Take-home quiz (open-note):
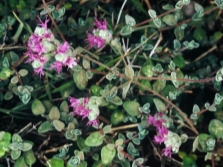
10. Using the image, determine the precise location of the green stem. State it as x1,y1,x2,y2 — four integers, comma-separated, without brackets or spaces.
0,108,10,114
96,57,120,71
12,11,24,42
45,73,53,103
133,24,154,31
81,47,99,60
38,80,74,99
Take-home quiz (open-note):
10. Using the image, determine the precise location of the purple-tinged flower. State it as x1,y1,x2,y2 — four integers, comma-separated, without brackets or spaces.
85,33,105,49
68,97,99,128
94,17,107,30
85,17,112,49
154,134,166,144
87,119,99,127
63,56,77,69
162,146,172,158
51,61,63,74
56,41,69,54
153,119,166,128
69,97,80,107
34,66,44,77
157,126,168,136
37,15,49,29
148,115,155,125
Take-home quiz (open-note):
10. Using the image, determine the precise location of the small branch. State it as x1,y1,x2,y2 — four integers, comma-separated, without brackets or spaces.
144,0,152,9
42,0,66,42
17,123,32,135
115,0,128,31
149,33,163,58
111,123,138,132
0,46,26,51
37,135,51,152
42,143,73,154
194,45,217,62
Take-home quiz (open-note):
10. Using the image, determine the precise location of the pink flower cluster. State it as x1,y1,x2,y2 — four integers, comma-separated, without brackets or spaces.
85,18,112,49
69,97,99,127
148,112,172,157
26,16,77,77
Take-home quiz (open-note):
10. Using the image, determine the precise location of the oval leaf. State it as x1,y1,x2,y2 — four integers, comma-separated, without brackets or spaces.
101,145,116,165
123,101,140,116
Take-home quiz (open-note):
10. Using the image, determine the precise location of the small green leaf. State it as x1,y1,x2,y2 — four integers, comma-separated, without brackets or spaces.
152,80,166,93
198,133,214,152
193,28,207,42
208,119,223,139
173,56,185,68
141,65,154,77
120,25,134,37
162,14,177,26
174,26,184,41
123,101,140,116
31,99,45,115
153,18,162,28
15,156,28,167
47,158,64,167
153,98,165,112
101,145,116,165
49,106,60,120
148,9,156,18
85,132,103,147
11,150,21,160
23,149,36,166
178,151,187,159
110,96,123,106
122,82,131,99
111,110,124,125
173,39,181,50
22,142,32,151
125,14,136,26
52,120,65,132
73,69,88,90
38,121,54,133
12,134,22,143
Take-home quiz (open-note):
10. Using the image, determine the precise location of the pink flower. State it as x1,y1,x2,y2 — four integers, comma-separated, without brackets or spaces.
56,42,69,54
69,97,80,107
43,31,53,40
85,34,105,49
37,15,49,29
69,97,98,128
94,17,107,30
63,56,77,69
162,146,172,158
158,126,168,136
51,61,63,74
34,66,44,77
153,119,165,128
154,135,166,144
148,115,155,125
69,97,90,118
87,119,99,127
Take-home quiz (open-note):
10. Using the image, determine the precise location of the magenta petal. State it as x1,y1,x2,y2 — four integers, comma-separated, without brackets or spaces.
85,34,105,49
51,61,63,74
162,146,172,158
94,17,107,30
34,66,44,77
37,15,49,29
63,56,77,69
56,41,69,54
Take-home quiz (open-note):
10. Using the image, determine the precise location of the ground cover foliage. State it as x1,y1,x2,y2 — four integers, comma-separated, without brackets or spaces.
0,0,223,166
